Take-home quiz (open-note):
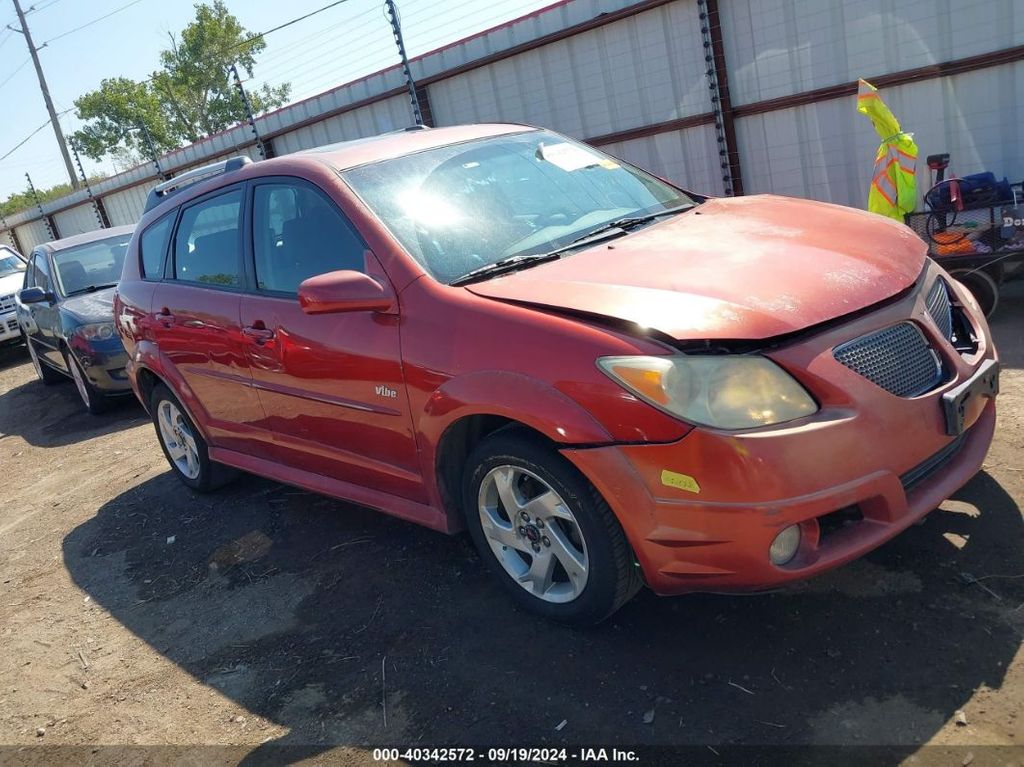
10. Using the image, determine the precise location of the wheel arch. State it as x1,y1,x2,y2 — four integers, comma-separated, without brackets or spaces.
421,370,616,532
134,364,160,413
129,353,212,444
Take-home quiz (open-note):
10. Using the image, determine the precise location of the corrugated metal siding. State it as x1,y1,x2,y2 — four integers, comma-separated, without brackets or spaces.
14,219,52,252
273,95,413,155
410,0,634,78
597,123,726,195
721,0,1022,106
411,0,637,78
736,61,1024,208
259,68,409,138
103,183,156,227
429,1,708,138
53,203,102,238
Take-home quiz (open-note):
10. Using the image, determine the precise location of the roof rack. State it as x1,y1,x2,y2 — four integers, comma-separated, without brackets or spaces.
143,155,253,213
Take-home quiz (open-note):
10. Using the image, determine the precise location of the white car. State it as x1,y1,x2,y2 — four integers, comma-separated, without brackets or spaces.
0,245,27,346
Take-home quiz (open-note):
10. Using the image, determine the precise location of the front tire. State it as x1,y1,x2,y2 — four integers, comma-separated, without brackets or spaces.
64,348,110,414
462,429,642,625
27,339,63,385
949,268,999,318
150,383,235,492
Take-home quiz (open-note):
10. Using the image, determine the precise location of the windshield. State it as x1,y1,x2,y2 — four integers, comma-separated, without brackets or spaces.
53,235,131,296
0,252,25,278
342,130,694,284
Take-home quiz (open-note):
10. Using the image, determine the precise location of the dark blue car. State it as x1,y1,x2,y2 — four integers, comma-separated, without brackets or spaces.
16,225,135,413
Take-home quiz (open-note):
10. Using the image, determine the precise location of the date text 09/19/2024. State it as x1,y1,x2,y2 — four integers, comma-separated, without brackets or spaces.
371,747,640,762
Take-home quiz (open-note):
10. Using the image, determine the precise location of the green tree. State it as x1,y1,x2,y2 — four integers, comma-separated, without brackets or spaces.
72,1,290,161
1,177,106,218
72,77,172,160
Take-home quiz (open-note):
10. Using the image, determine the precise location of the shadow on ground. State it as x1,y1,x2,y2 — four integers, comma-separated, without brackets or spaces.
55,278,1022,757
63,466,1022,756
0,354,145,448
0,342,28,372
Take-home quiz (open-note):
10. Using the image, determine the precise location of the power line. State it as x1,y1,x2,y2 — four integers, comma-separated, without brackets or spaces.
0,109,72,163
127,0,358,88
26,0,68,14
255,7,377,70
40,0,148,46
0,57,29,90
257,22,392,85
232,0,352,52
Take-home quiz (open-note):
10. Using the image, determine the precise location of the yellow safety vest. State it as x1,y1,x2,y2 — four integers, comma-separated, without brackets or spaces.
856,79,918,221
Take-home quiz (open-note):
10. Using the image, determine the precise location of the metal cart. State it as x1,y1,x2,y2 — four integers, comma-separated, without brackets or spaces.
904,155,1024,317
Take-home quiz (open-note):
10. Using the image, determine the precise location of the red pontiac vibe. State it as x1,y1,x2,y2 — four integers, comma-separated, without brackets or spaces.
114,124,999,624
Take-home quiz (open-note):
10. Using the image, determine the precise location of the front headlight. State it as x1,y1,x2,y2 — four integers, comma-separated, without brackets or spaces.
597,355,818,429
74,322,116,341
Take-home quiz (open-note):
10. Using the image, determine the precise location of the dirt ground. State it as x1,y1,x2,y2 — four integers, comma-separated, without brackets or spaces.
0,285,1022,765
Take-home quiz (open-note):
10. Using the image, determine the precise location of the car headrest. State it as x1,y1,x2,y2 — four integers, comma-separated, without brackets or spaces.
59,259,88,293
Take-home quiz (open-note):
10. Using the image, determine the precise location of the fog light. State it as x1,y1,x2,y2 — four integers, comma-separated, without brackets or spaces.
769,524,801,566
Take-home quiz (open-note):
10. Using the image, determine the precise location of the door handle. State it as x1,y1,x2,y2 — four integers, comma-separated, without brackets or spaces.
242,324,275,344
155,308,175,327
182,319,207,329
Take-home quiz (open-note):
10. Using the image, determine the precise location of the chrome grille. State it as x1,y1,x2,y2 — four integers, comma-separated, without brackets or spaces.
926,279,953,340
0,293,14,313
6,318,17,331
833,322,942,397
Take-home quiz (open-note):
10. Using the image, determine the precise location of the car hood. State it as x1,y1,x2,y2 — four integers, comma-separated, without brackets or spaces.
61,286,117,323
465,195,926,341
0,271,25,298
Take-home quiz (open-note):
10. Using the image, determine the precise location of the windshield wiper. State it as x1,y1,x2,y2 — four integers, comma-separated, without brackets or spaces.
450,203,696,287
573,203,696,242
451,223,640,286
67,283,117,296
451,252,563,286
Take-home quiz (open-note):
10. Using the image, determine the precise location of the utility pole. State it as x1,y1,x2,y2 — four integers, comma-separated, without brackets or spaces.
10,0,80,190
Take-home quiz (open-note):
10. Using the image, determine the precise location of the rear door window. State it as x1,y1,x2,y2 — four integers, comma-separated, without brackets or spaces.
173,190,243,288
140,213,175,280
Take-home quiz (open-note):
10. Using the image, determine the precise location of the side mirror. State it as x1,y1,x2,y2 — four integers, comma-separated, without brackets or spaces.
18,286,54,305
298,270,393,315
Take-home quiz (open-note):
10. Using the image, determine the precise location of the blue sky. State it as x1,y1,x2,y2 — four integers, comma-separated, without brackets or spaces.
0,0,553,201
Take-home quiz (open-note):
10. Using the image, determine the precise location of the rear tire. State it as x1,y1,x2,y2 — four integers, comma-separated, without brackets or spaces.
64,348,110,414
462,428,642,625
150,383,236,492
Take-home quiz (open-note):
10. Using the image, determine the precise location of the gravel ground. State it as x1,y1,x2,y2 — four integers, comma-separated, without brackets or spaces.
0,284,1021,764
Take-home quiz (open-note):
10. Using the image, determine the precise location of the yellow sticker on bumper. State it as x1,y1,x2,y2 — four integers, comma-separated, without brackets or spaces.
660,470,700,494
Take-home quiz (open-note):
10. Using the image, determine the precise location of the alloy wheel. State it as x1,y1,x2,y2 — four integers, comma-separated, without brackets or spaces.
67,354,90,406
157,399,201,480
477,465,589,603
